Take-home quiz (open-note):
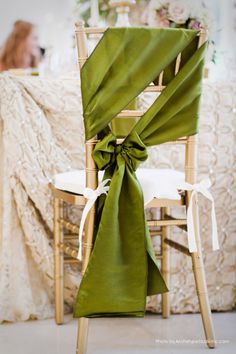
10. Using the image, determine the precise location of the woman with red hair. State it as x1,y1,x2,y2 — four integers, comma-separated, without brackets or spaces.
0,20,40,71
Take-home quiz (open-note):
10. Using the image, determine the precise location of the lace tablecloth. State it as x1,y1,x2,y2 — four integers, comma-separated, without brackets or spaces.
0,73,235,322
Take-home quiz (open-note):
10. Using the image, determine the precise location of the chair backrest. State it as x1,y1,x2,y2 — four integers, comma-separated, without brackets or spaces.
75,21,207,190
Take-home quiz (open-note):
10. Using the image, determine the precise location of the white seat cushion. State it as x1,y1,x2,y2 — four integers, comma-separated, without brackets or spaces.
53,168,185,204
53,170,104,195
136,168,185,204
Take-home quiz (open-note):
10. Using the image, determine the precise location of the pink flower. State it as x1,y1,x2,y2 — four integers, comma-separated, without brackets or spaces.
188,20,202,30
155,12,170,27
168,1,190,24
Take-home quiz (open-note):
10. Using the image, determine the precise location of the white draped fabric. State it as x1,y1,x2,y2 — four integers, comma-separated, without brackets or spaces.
0,72,235,322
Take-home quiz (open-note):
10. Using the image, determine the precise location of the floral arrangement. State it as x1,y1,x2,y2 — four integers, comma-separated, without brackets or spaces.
142,0,216,63
142,0,212,31
75,0,216,62
76,0,213,31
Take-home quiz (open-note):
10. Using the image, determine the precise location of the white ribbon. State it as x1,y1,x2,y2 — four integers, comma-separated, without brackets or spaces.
178,178,219,253
77,179,110,260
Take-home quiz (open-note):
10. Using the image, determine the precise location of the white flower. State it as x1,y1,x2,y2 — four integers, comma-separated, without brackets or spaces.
168,0,190,24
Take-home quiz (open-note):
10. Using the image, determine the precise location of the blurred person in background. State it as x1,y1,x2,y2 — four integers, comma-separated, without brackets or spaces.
0,20,41,71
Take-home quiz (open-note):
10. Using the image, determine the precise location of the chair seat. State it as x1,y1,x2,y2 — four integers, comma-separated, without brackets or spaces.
53,168,185,204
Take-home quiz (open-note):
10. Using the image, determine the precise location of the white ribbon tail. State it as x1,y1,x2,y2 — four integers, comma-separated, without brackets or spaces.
179,178,219,253
77,179,110,261
77,197,96,261
187,191,198,252
211,200,219,250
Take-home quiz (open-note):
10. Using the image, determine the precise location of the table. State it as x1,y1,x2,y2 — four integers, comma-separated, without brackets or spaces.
0,72,235,322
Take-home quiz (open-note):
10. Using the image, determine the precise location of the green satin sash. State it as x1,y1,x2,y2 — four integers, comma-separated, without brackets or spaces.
74,27,206,318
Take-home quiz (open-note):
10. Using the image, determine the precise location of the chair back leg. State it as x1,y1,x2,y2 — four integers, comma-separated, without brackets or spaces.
54,197,64,325
185,135,216,348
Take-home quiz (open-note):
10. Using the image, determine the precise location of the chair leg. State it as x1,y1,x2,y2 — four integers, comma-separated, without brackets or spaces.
76,318,89,354
161,207,170,318
76,196,97,354
190,197,216,348
54,197,64,325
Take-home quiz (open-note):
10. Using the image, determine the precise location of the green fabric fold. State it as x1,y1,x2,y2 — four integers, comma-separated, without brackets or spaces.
81,27,200,140
74,27,206,318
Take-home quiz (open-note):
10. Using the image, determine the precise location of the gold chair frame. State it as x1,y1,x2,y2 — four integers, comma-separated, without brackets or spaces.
51,22,215,353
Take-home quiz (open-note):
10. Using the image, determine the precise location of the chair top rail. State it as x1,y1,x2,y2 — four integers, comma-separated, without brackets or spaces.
75,26,107,34
75,24,206,37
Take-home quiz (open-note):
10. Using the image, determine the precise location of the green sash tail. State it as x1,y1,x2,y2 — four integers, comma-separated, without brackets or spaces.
74,28,206,318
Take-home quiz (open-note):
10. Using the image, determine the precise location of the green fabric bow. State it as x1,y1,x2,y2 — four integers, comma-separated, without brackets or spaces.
74,27,206,318
93,131,148,171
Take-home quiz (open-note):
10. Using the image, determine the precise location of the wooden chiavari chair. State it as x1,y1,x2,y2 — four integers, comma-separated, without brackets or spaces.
51,22,216,353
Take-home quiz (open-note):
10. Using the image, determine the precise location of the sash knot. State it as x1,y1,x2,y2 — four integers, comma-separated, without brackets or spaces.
93,131,148,172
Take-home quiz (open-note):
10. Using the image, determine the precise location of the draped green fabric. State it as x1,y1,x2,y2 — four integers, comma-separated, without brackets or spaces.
74,27,206,318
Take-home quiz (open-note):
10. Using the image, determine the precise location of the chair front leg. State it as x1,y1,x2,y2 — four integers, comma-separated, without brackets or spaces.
161,207,171,318
190,195,216,348
76,318,89,354
76,202,96,354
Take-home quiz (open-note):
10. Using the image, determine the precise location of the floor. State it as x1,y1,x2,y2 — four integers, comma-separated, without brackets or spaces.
0,312,235,354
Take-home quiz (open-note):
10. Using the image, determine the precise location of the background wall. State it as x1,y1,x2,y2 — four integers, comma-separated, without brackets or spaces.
0,0,75,47
0,0,235,74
